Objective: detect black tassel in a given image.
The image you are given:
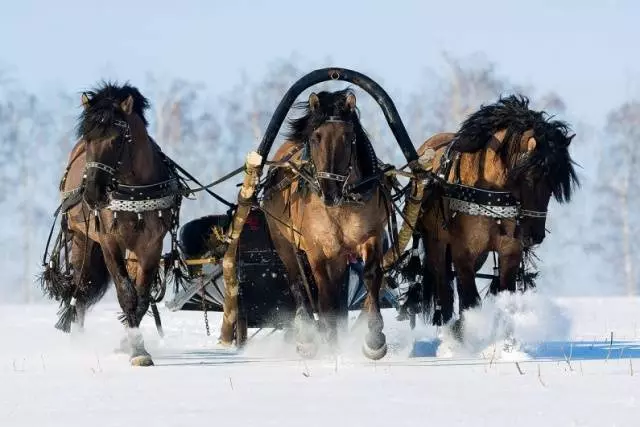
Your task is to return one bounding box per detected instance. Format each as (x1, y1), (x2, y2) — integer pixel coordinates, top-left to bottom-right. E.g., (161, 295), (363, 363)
(489, 273), (501, 295)
(110, 211), (119, 232)
(399, 235), (422, 283)
(54, 298), (77, 333)
(38, 262), (72, 302)
(160, 250), (188, 295)
(134, 213), (144, 231)
(94, 210), (101, 232)
(150, 303), (164, 338)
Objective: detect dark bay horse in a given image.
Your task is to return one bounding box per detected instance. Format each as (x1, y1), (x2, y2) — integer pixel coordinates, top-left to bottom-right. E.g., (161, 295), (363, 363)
(40, 82), (183, 366)
(261, 89), (392, 359)
(402, 95), (579, 336)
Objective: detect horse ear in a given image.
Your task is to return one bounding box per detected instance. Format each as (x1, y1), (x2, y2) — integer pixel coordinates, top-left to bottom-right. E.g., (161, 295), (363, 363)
(120, 95), (134, 115)
(345, 93), (356, 112)
(81, 92), (90, 110)
(309, 93), (320, 112)
(567, 133), (576, 144)
(527, 137), (537, 152)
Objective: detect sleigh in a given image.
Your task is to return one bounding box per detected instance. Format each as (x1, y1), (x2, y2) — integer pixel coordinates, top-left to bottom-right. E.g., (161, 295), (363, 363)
(165, 207), (399, 341)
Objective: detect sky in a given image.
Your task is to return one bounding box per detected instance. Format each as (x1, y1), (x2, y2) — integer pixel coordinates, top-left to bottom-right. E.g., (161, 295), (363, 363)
(1, 0), (639, 129)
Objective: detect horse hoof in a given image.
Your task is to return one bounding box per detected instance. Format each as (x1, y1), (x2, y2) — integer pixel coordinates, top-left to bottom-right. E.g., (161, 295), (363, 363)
(130, 355), (154, 367)
(216, 339), (235, 349)
(363, 332), (387, 360)
(296, 341), (318, 359)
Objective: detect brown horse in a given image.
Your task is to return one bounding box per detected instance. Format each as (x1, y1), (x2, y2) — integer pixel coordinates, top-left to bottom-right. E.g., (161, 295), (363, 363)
(261, 89), (393, 359)
(398, 95), (579, 336)
(40, 82), (183, 366)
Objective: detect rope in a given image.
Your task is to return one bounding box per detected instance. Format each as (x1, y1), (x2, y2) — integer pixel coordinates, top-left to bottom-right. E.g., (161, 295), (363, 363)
(182, 165), (245, 194)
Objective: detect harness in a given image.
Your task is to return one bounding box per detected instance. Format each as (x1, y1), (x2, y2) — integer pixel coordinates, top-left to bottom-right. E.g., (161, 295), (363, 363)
(434, 140), (547, 222)
(272, 115), (380, 206)
(70, 119), (184, 220)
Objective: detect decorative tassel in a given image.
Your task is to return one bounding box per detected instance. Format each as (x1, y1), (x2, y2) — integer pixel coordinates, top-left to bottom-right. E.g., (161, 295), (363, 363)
(400, 235), (422, 283)
(110, 211), (119, 232)
(150, 303), (164, 338)
(489, 263), (501, 295)
(54, 297), (77, 333)
(134, 212), (144, 230)
(94, 210), (100, 232)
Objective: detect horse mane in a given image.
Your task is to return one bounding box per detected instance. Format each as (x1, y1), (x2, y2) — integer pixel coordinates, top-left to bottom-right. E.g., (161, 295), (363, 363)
(284, 88), (377, 178)
(509, 115), (580, 203)
(452, 94), (579, 203)
(76, 80), (150, 140)
(451, 95), (542, 153)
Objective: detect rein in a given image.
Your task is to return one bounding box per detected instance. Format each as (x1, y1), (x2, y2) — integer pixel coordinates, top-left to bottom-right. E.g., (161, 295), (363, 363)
(298, 115), (384, 206)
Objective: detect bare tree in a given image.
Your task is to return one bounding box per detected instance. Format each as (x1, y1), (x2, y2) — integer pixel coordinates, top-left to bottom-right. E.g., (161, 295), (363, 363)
(597, 102), (640, 296)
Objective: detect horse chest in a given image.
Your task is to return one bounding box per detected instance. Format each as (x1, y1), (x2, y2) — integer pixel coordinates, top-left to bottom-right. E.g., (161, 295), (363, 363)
(302, 208), (375, 256)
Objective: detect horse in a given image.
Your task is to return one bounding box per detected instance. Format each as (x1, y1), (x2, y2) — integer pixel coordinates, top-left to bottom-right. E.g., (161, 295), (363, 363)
(260, 88), (393, 359)
(40, 82), (184, 366)
(398, 95), (579, 337)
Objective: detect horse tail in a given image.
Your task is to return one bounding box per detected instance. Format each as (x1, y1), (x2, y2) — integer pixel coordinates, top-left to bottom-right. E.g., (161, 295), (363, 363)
(83, 243), (112, 306)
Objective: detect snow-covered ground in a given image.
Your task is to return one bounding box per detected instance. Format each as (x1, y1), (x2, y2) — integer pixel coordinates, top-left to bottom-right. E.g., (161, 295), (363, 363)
(1, 292), (639, 426)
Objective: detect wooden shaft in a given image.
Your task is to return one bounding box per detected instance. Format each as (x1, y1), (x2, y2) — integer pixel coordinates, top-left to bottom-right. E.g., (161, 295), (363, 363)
(219, 151), (263, 345)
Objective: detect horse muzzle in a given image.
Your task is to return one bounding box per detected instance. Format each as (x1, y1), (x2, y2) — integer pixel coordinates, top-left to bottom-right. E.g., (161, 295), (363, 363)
(523, 233), (544, 248)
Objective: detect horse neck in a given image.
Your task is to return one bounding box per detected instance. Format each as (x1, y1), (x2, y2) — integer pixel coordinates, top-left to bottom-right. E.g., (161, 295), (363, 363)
(458, 148), (508, 189)
(125, 136), (166, 184)
(347, 146), (364, 183)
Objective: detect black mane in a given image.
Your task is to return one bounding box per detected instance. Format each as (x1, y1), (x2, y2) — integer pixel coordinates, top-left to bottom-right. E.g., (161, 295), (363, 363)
(453, 94), (579, 203)
(284, 88), (377, 178)
(452, 95), (542, 153)
(510, 115), (580, 203)
(76, 81), (150, 140)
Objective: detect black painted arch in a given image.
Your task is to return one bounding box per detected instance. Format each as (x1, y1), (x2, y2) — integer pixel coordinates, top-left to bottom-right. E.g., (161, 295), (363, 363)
(256, 67), (419, 167)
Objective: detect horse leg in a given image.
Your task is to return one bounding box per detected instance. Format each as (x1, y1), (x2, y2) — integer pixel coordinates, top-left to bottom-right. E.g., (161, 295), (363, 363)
(63, 233), (91, 334)
(126, 246), (163, 366)
(495, 243), (523, 351)
(424, 236), (454, 327)
(268, 228), (317, 357)
(308, 256), (344, 350)
(57, 233), (109, 334)
(450, 247), (481, 340)
(360, 235), (387, 360)
(99, 236), (150, 366)
(76, 240), (111, 332)
(128, 254), (160, 366)
(497, 243), (522, 293)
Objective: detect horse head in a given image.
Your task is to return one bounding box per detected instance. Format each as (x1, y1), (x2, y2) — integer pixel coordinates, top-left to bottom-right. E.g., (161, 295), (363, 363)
(286, 88), (374, 206)
(506, 119), (579, 246)
(452, 95), (580, 247)
(77, 82), (151, 209)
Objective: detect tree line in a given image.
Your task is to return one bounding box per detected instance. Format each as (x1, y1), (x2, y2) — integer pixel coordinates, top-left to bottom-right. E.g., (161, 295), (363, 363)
(0, 54), (636, 301)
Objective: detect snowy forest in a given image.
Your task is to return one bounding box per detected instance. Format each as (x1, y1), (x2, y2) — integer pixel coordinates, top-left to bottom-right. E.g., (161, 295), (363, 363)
(1, 54), (637, 302)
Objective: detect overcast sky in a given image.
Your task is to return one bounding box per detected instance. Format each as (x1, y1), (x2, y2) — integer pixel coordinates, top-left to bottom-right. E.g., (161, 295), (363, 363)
(1, 0), (638, 129)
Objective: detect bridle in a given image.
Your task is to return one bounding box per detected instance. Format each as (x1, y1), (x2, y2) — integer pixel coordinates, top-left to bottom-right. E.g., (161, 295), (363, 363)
(508, 151), (549, 221)
(305, 116), (357, 205)
(81, 118), (182, 223)
(83, 119), (132, 198)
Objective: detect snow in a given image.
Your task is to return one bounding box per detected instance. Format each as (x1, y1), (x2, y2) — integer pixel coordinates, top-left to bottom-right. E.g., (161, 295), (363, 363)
(1, 292), (640, 426)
